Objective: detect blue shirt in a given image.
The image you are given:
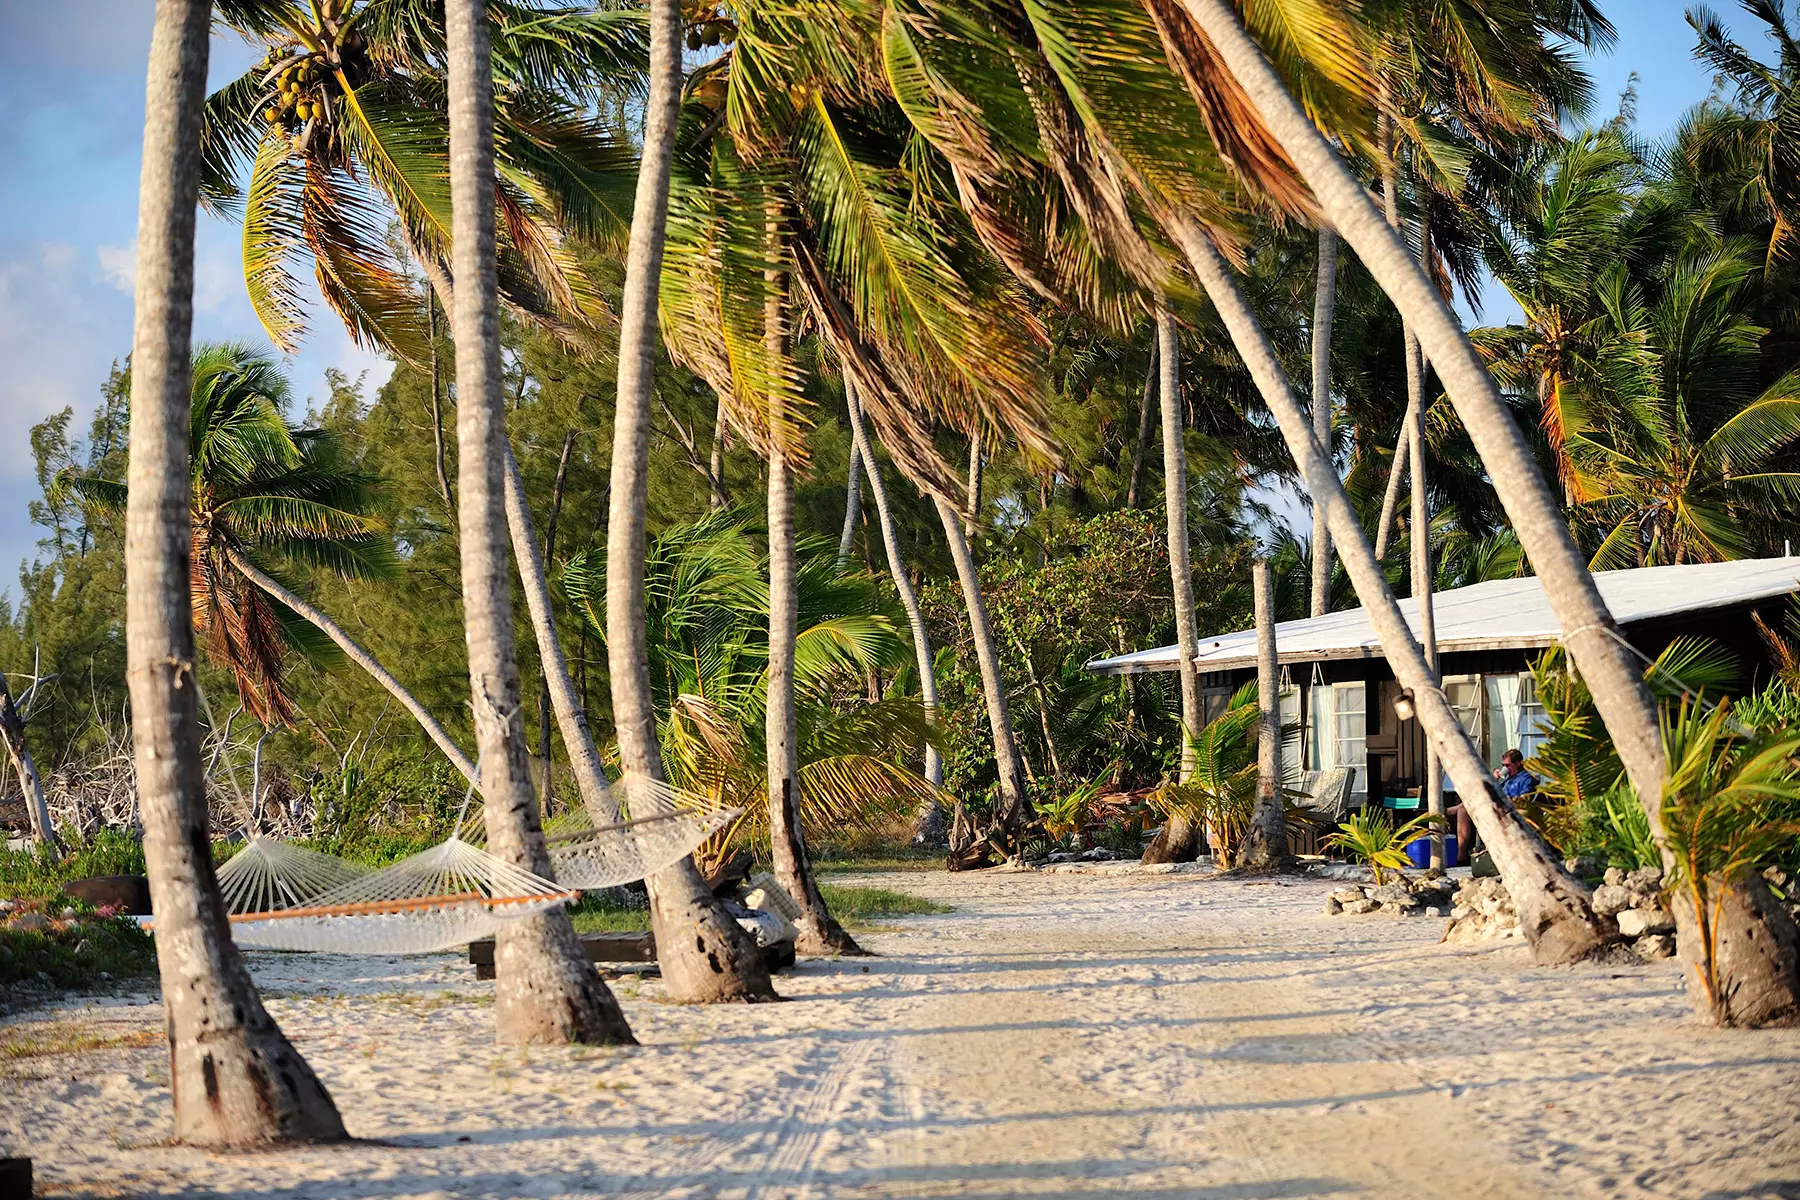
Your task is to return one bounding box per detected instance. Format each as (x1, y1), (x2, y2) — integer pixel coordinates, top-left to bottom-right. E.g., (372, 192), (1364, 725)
(1500, 768), (1537, 799)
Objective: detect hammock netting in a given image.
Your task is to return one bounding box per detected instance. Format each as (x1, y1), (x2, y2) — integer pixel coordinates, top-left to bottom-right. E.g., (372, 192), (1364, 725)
(225, 836), (575, 955)
(207, 774), (734, 956)
(543, 776), (741, 890)
(215, 837), (373, 916)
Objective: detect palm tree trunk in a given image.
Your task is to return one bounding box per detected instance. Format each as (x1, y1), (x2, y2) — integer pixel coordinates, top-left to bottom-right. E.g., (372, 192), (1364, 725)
(1015, 636), (1066, 788)
(427, 290), (453, 513)
(127, 0), (344, 1145)
(606, 0), (774, 1003)
(1384, 147), (1444, 864)
(764, 247), (859, 954)
(1407, 340), (1444, 865)
(1241, 557), (1288, 868)
(709, 394), (729, 511)
(931, 491), (1032, 845)
(1181, 0), (1667, 838)
(226, 548), (475, 781)
(501, 448), (621, 826)
(1125, 337), (1158, 508)
(965, 433), (984, 538)
(769, 437), (863, 954)
(1309, 229), (1338, 616)
(1372, 414), (1411, 560)
(0, 675), (57, 853)
(846, 382), (945, 804)
(534, 432), (575, 816)
(1161, 210), (1613, 964)
(837, 435), (863, 569)
(446, 0), (633, 1045)
(1145, 307), (1203, 863)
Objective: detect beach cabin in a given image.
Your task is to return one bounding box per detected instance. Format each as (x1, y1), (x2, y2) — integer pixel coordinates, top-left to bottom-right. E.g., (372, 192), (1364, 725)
(1086, 558), (1800, 820)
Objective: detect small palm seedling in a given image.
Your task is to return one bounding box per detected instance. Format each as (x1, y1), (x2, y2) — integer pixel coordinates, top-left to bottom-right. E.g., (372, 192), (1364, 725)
(1039, 778), (1104, 847)
(1323, 810), (1442, 886)
(1659, 697), (1800, 1025)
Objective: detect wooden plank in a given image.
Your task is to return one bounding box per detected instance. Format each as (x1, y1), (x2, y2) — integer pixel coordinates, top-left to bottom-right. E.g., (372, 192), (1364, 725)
(468, 930), (656, 969)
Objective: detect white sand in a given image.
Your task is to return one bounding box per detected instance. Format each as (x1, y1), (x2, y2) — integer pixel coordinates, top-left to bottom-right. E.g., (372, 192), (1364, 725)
(5, 868), (1798, 1198)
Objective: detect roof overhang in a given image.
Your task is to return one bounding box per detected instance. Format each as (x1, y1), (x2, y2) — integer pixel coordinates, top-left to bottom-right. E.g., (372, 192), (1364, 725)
(1087, 558), (1800, 676)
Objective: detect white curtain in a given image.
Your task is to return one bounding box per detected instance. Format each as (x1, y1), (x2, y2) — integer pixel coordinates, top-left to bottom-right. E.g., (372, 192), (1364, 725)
(1484, 674), (1522, 770)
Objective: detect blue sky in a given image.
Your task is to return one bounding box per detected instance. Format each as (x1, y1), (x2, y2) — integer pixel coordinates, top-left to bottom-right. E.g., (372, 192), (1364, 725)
(0, 0), (1775, 595)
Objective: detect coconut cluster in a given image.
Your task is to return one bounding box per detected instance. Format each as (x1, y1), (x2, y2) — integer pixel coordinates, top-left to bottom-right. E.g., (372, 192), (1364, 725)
(258, 51), (335, 138)
(683, 3), (737, 51)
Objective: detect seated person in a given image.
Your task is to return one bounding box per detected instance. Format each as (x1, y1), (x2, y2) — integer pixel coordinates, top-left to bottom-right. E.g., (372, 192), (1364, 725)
(1444, 749), (1536, 867)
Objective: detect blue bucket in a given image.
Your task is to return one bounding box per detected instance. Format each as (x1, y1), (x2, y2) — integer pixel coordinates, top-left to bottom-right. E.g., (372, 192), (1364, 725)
(1406, 835), (1457, 869)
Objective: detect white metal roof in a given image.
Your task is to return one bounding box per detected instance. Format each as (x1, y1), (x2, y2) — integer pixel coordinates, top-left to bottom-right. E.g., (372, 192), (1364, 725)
(1087, 557), (1800, 675)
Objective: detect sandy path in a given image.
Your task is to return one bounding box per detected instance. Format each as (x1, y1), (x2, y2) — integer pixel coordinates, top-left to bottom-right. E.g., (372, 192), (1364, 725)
(4, 869), (1798, 1198)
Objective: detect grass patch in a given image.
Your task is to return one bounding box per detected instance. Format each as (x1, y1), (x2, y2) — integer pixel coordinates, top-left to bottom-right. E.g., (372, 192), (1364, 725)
(0, 829), (147, 904)
(819, 883), (950, 930)
(0, 911), (157, 994)
(0, 1019), (161, 1060)
(566, 891), (652, 934)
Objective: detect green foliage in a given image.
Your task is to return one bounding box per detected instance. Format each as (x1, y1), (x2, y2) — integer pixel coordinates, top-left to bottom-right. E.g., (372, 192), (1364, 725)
(1660, 696), (1800, 1022)
(1323, 810), (1440, 886)
(0, 829), (147, 903)
(564, 514), (946, 848)
(1528, 637), (1739, 817)
(1572, 782), (1661, 871)
(303, 758), (469, 865)
(816, 884), (950, 928)
(0, 908), (157, 993)
(566, 890), (652, 934)
(922, 511), (1251, 798)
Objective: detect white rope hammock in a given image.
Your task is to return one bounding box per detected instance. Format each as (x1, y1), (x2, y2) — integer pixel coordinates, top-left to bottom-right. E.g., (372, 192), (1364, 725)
(541, 775), (741, 891)
(215, 837), (372, 916)
(194, 714), (573, 955)
(192, 683), (732, 955)
(225, 836), (576, 955)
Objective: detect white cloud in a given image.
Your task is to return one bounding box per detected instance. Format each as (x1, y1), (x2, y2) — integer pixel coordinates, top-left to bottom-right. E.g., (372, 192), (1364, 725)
(95, 236), (238, 314)
(95, 238), (135, 294)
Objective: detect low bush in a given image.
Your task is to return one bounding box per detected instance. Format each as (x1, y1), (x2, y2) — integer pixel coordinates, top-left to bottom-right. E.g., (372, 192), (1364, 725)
(0, 904), (156, 994)
(0, 828), (147, 903)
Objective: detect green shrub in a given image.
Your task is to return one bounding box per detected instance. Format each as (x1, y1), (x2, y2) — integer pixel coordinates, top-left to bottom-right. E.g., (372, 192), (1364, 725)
(0, 829), (147, 903)
(1323, 810), (1439, 884)
(0, 907), (156, 993)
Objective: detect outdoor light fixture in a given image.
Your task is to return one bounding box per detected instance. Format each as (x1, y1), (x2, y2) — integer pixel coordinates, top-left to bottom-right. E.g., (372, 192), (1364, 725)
(1393, 689), (1416, 721)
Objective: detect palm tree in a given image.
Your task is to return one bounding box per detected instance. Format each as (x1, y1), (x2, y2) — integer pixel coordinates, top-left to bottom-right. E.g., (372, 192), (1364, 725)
(1690, 0), (1800, 264)
(607, 0), (775, 1003)
(1479, 131), (1646, 501)
(127, 0), (343, 1145)
(882, 0), (1619, 959)
(845, 382), (944, 799)
(1175, 0), (1697, 964)
(1574, 239), (1800, 566)
(444, 0), (632, 1044)
(564, 514), (943, 854)
(931, 489), (1034, 845)
(1145, 307), (1205, 863)
(653, 8), (1057, 870)
(1309, 228), (1338, 617)
(202, 0), (645, 363)
(60, 344), (478, 781)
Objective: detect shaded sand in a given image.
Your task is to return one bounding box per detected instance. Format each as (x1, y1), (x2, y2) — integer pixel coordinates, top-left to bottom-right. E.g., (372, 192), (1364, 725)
(4, 869), (1798, 1198)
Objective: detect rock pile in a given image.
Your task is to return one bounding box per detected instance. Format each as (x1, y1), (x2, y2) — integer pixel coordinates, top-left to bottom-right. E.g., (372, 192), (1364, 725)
(1322, 874), (1458, 917)
(1441, 877), (1521, 944)
(1591, 866), (1677, 960)
(1439, 868), (1680, 959)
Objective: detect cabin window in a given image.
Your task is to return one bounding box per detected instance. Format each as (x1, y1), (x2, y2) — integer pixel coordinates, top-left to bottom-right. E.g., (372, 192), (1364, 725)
(1279, 686), (1303, 782)
(1484, 672), (1551, 767)
(1308, 682), (1367, 801)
